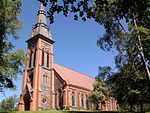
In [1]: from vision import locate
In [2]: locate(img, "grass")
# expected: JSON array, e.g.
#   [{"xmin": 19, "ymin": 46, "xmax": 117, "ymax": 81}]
[{"xmin": 0, "ymin": 111, "xmax": 149, "ymax": 113}]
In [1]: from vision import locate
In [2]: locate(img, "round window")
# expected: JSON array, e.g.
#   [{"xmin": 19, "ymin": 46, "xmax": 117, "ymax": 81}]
[{"xmin": 42, "ymin": 98, "xmax": 47, "ymax": 103}]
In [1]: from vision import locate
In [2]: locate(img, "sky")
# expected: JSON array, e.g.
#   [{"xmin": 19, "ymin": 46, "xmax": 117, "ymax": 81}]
[{"xmin": 0, "ymin": 1, "xmax": 116, "ymax": 101}]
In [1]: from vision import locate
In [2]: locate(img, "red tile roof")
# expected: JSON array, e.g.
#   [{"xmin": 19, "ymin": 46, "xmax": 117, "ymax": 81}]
[{"xmin": 54, "ymin": 63, "xmax": 95, "ymax": 91}]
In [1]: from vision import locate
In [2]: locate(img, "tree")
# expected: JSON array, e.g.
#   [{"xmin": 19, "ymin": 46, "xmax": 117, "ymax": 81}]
[
  {"xmin": 97, "ymin": 66, "xmax": 113, "ymax": 82},
  {"xmin": 0, "ymin": 95, "xmax": 18, "ymax": 112},
  {"xmin": 95, "ymin": 64, "xmax": 150, "ymax": 112},
  {"xmin": 38, "ymin": 0, "xmax": 150, "ymax": 81},
  {"xmin": 87, "ymin": 66, "xmax": 114, "ymax": 110},
  {"xmin": 108, "ymin": 64, "xmax": 150, "ymax": 112},
  {"xmin": 88, "ymin": 79, "xmax": 109, "ymax": 110},
  {"xmin": 0, "ymin": 0, "xmax": 25, "ymax": 92}
]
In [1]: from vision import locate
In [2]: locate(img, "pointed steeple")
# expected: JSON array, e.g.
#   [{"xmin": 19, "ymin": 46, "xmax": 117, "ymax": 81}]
[
  {"xmin": 37, "ymin": 3, "xmax": 46, "ymax": 24},
  {"xmin": 30, "ymin": 3, "xmax": 52, "ymax": 39}
]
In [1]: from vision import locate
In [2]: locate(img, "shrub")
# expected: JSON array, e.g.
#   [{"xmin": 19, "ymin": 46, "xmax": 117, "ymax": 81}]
[{"xmin": 65, "ymin": 106, "xmax": 70, "ymax": 110}]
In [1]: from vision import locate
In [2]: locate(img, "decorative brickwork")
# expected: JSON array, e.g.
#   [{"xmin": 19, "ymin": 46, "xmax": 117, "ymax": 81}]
[
  {"xmin": 41, "ymin": 41, "xmax": 51, "ymax": 52},
  {"xmin": 41, "ymin": 69, "xmax": 51, "ymax": 109}
]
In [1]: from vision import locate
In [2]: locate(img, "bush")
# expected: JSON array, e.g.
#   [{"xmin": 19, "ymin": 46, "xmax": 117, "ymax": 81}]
[
  {"xmin": 65, "ymin": 106, "xmax": 70, "ymax": 110},
  {"xmin": 0, "ymin": 95, "xmax": 18, "ymax": 112}
]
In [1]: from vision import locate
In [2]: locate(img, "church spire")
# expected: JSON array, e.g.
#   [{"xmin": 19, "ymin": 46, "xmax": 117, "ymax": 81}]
[
  {"xmin": 37, "ymin": 3, "xmax": 46, "ymax": 24},
  {"xmin": 30, "ymin": 3, "xmax": 52, "ymax": 39}
]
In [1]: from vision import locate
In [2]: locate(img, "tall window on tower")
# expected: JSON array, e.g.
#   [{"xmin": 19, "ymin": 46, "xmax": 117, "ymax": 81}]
[
  {"xmin": 29, "ymin": 51, "xmax": 33, "ymax": 68},
  {"xmin": 29, "ymin": 73, "xmax": 33, "ymax": 87},
  {"xmin": 47, "ymin": 53, "xmax": 49, "ymax": 68},
  {"xmin": 33, "ymin": 50, "xmax": 36, "ymax": 66},
  {"xmin": 42, "ymin": 50, "xmax": 44, "ymax": 66}
]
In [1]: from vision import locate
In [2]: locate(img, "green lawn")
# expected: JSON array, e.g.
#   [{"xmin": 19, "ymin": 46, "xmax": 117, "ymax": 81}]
[{"xmin": 0, "ymin": 111, "xmax": 149, "ymax": 113}]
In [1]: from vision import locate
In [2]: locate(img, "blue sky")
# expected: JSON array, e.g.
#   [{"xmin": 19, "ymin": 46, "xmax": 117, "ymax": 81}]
[{"xmin": 0, "ymin": 1, "xmax": 116, "ymax": 101}]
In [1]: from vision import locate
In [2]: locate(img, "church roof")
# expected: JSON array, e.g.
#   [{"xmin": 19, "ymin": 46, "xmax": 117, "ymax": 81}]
[{"xmin": 54, "ymin": 63, "xmax": 95, "ymax": 91}]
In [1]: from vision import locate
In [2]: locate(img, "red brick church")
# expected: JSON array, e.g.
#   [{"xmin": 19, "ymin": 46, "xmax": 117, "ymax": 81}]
[{"xmin": 18, "ymin": 3, "xmax": 118, "ymax": 111}]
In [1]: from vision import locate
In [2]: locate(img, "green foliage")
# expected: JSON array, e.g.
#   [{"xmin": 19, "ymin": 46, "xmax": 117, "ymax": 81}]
[
  {"xmin": 0, "ymin": 49, "xmax": 25, "ymax": 91},
  {"xmin": 95, "ymin": 0, "xmax": 150, "ymax": 110},
  {"xmin": 88, "ymin": 80, "xmax": 109, "ymax": 109},
  {"xmin": 0, "ymin": 0, "xmax": 24, "ymax": 92},
  {"xmin": 107, "ymin": 64, "xmax": 150, "ymax": 112},
  {"xmin": 0, "ymin": 0, "xmax": 22, "ymax": 51},
  {"xmin": 97, "ymin": 66, "xmax": 113, "ymax": 82},
  {"xmin": 65, "ymin": 106, "xmax": 70, "ymax": 110},
  {"xmin": 38, "ymin": 0, "xmax": 97, "ymax": 24},
  {"xmin": 0, "ymin": 95, "xmax": 18, "ymax": 112}
]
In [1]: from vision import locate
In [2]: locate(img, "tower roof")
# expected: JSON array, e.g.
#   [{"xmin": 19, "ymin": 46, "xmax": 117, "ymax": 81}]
[{"xmin": 30, "ymin": 3, "xmax": 52, "ymax": 39}]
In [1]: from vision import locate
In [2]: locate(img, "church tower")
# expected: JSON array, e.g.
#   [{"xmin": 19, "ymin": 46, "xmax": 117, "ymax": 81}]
[{"xmin": 18, "ymin": 3, "xmax": 55, "ymax": 111}]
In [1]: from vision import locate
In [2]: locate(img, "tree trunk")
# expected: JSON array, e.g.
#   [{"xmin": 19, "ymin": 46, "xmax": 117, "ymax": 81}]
[
  {"xmin": 133, "ymin": 14, "xmax": 150, "ymax": 81},
  {"xmin": 140, "ymin": 102, "xmax": 143, "ymax": 112},
  {"xmin": 130, "ymin": 103, "xmax": 133, "ymax": 112},
  {"xmin": 96, "ymin": 103, "xmax": 99, "ymax": 110}
]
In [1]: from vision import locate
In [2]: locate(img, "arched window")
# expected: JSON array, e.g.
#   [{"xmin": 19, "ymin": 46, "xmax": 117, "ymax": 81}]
[
  {"xmin": 81, "ymin": 97, "xmax": 84, "ymax": 108},
  {"xmin": 72, "ymin": 92, "xmax": 76, "ymax": 107},
  {"xmin": 42, "ymin": 98, "xmax": 47, "ymax": 103},
  {"xmin": 42, "ymin": 50, "xmax": 44, "ymax": 66},
  {"xmin": 42, "ymin": 74, "xmax": 48, "ymax": 82},
  {"xmin": 57, "ymin": 89, "xmax": 63, "ymax": 109},
  {"xmin": 29, "ymin": 73, "xmax": 33, "ymax": 87},
  {"xmin": 47, "ymin": 52, "xmax": 49, "ymax": 68},
  {"xmin": 42, "ymin": 97, "xmax": 47, "ymax": 109},
  {"xmin": 29, "ymin": 51, "xmax": 33, "ymax": 68},
  {"xmin": 33, "ymin": 50, "xmax": 36, "ymax": 66}
]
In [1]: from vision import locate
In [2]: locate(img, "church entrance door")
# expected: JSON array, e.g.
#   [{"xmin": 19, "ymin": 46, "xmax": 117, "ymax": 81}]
[{"xmin": 24, "ymin": 91, "xmax": 31, "ymax": 111}]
